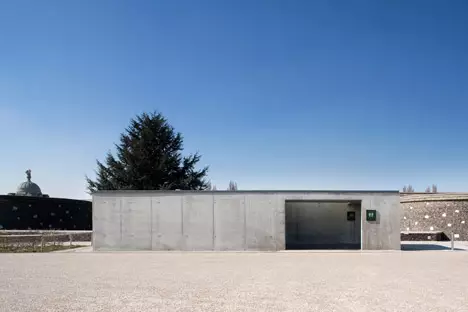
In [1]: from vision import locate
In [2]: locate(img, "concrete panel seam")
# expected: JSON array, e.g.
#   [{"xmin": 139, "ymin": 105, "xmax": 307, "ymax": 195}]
[
  {"xmin": 119, "ymin": 198, "xmax": 122, "ymax": 247},
  {"xmin": 243, "ymin": 195, "xmax": 247, "ymax": 250},
  {"xmin": 150, "ymin": 197, "xmax": 153, "ymax": 248},
  {"xmin": 212, "ymin": 193, "xmax": 215, "ymax": 250},
  {"xmin": 181, "ymin": 196, "xmax": 184, "ymax": 250},
  {"xmin": 360, "ymin": 199, "xmax": 367, "ymax": 250},
  {"xmin": 274, "ymin": 195, "xmax": 278, "ymax": 250}
]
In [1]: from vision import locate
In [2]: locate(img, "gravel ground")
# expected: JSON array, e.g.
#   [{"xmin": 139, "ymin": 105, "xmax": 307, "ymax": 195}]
[{"xmin": 1, "ymin": 251, "xmax": 468, "ymax": 312}]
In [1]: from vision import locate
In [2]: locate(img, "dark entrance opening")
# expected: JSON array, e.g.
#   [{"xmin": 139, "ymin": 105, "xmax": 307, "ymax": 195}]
[{"xmin": 285, "ymin": 200, "xmax": 361, "ymax": 250}]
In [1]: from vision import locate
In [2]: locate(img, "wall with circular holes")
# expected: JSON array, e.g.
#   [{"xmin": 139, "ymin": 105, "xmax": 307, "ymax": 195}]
[
  {"xmin": 401, "ymin": 194, "xmax": 468, "ymax": 240},
  {"xmin": 0, "ymin": 195, "xmax": 92, "ymax": 230}
]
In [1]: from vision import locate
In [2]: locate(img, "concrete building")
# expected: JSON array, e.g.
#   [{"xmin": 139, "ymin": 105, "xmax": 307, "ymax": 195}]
[{"xmin": 92, "ymin": 190, "xmax": 401, "ymax": 251}]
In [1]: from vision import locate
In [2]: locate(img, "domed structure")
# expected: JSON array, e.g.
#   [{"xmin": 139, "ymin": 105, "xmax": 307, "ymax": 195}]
[{"xmin": 16, "ymin": 169, "xmax": 43, "ymax": 196}]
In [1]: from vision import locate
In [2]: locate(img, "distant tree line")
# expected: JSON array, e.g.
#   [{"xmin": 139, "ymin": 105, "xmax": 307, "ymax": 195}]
[
  {"xmin": 206, "ymin": 180, "xmax": 239, "ymax": 191},
  {"xmin": 402, "ymin": 184, "xmax": 438, "ymax": 193}
]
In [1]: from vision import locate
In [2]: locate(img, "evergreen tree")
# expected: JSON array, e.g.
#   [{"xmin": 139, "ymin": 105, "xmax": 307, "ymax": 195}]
[{"xmin": 86, "ymin": 111, "xmax": 209, "ymax": 193}]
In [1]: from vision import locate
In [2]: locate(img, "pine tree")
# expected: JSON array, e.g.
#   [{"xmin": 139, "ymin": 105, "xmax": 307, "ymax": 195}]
[{"xmin": 86, "ymin": 111, "xmax": 209, "ymax": 193}]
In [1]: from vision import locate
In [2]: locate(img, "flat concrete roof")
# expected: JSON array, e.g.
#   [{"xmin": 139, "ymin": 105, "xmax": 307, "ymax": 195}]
[{"xmin": 93, "ymin": 190, "xmax": 400, "ymax": 196}]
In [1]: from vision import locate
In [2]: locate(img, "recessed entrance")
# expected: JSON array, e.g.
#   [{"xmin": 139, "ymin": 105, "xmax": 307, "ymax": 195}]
[{"xmin": 285, "ymin": 200, "xmax": 362, "ymax": 250}]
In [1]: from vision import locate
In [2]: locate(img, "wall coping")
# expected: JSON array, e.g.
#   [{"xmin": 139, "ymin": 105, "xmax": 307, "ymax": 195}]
[{"xmin": 401, "ymin": 193, "xmax": 468, "ymax": 203}]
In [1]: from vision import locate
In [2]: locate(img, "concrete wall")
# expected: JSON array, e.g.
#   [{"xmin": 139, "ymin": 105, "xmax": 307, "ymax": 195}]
[
  {"xmin": 93, "ymin": 191, "xmax": 400, "ymax": 251},
  {"xmin": 285, "ymin": 201, "xmax": 361, "ymax": 248}
]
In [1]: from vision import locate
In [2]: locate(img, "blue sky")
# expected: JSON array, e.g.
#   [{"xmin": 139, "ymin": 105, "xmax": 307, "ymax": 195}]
[{"xmin": 1, "ymin": 0, "xmax": 468, "ymax": 199}]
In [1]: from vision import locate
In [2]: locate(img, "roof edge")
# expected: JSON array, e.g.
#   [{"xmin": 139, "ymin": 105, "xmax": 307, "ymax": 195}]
[{"xmin": 93, "ymin": 190, "xmax": 400, "ymax": 196}]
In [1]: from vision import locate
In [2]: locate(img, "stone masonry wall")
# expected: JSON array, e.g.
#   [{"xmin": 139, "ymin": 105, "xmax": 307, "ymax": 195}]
[
  {"xmin": 401, "ymin": 194, "xmax": 468, "ymax": 240},
  {"xmin": 0, "ymin": 195, "xmax": 92, "ymax": 231}
]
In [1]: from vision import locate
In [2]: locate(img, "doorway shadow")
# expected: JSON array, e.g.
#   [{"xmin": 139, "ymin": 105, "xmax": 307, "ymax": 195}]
[{"xmin": 286, "ymin": 243, "xmax": 361, "ymax": 250}]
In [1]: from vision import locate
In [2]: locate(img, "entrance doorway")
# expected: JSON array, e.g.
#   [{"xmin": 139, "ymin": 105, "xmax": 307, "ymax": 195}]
[{"xmin": 285, "ymin": 200, "xmax": 361, "ymax": 250}]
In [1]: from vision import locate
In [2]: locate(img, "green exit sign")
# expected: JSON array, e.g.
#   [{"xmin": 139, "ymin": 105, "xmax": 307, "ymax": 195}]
[{"xmin": 366, "ymin": 210, "xmax": 377, "ymax": 221}]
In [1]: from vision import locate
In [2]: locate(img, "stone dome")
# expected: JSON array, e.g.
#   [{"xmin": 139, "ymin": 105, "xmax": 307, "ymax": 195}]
[
  {"xmin": 16, "ymin": 181, "xmax": 42, "ymax": 196},
  {"xmin": 16, "ymin": 169, "xmax": 42, "ymax": 196}
]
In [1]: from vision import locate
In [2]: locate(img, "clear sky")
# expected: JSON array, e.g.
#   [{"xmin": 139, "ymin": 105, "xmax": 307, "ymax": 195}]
[{"xmin": 1, "ymin": 0, "xmax": 468, "ymax": 199}]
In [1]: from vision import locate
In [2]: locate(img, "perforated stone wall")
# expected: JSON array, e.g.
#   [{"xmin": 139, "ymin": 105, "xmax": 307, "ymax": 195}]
[
  {"xmin": 0, "ymin": 195, "xmax": 92, "ymax": 230},
  {"xmin": 401, "ymin": 194, "xmax": 468, "ymax": 240}
]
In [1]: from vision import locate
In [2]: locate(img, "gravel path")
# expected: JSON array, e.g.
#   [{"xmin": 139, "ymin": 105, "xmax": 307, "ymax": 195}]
[{"xmin": 1, "ymin": 251, "xmax": 467, "ymax": 312}]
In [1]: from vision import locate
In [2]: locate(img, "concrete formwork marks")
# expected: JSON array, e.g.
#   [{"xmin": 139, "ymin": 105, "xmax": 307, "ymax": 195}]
[{"xmin": 93, "ymin": 191, "xmax": 400, "ymax": 251}]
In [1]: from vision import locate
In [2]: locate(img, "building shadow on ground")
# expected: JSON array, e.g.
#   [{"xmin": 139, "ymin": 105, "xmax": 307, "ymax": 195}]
[
  {"xmin": 286, "ymin": 243, "xmax": 361, "ymax": 250},
  {"xmin": 401, "ymin": 243, "xmax": 464, "ymax": 251}
]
